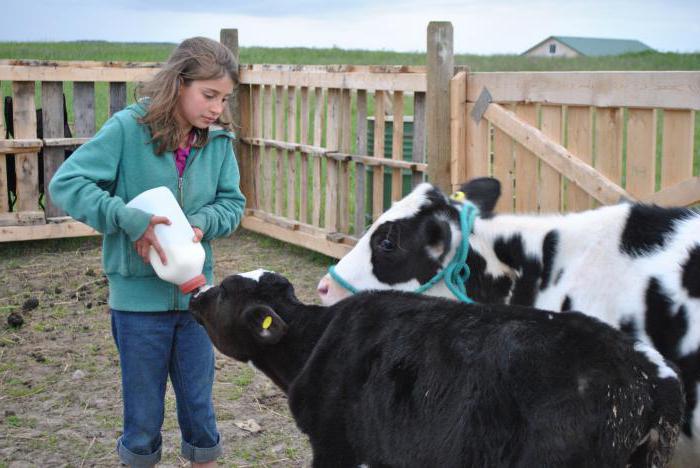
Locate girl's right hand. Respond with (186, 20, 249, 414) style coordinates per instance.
(134, 215, 171, 264)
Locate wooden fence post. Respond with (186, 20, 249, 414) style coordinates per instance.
(220, 29, 254, 207)
(426, 21, 454, 193)
(220, 29, 239, 128)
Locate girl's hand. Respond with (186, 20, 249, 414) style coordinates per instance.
(134, 215, 171, 264)
(192, 226, 204, 243)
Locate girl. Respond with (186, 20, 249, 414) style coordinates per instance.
(49, 37, 246, 467)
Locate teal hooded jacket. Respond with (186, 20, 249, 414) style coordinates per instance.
(48, 103, 246, 311)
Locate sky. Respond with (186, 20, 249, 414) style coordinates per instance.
(3, 0, 699, 54)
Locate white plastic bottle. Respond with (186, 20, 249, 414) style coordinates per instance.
(126, 186, 206, 294)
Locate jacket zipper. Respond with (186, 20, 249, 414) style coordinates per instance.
(172, 154, 180, 310)
(173, 146, 202, 309)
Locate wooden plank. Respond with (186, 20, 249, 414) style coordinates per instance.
(325, 88, 341, 231)
(109, 82, 127, 116)
(464, 102, 490, 183)
(467, 71, 700, 110)
(0, 84, 5, 212)
(286, 86, 297, 220)
(626, 108, 657, 199)
(0, 211, 45, 226)
(329, 152, 426, 171)
(0, 148, 8, 212)
(0, 139, 43, 153)
(243, 138, 325, 154)
(643, 177, 700, 207)
(341, 89, 353, 153)
(391, 90, 404, 201)
(239, 69, 426, 93)
(483, 101, 631, 205)
(0, 85, 5, 138)
(12, 81, 40, 212)
(492, 114, 515, 213)
(275, 85, 285, 216)
(248, 209, 300, 231)
(338, 89, 351, 233)
(262, 85, 273, 213)
(312, 88, 323, 227)
(299, 87, 310, 223)
(0, 220, 99, 242)
(73, 82, 95, 137)
(412, 92, 427, 188)
(661, 110, 695, 189)
(426, 21, 454, 192)
(566, 106, 594, 211)
(251, 85, 263, 210)
(450, 72, 467, 192)
(242, 63, 427, 74)
(0, 63, 159, 83)
(43, 137, 89, 147)
(539, 105, 563, 212)
(42, 81, 67, 217)
(594, 107, 624, 192)
(355, 89, 368, 235)
(355, 92, 369, 147)
(241, 215, 352, 259)
(514, 104, 538, 212)
(372, 90, 386, 220)
(243, 139, 426, 172)
(237, 84, 256, 209)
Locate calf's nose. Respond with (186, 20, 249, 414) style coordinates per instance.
(317, 276, 330, 296)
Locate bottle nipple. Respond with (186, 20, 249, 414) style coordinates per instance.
(180, 274, 207, 295)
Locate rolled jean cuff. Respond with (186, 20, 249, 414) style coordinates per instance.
(181, 435, 222, 463)
(117, 436, 161, 467)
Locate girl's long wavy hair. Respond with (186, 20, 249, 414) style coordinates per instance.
(136, 36, 239, 155)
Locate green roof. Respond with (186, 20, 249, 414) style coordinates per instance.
(525, 36, 654, 56)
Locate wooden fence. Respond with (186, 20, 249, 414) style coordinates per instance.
(0, 60, 159, 241)
(235, 64, 429, 258)
(451, 70, 700, 213)
(1, 24, 698, 261)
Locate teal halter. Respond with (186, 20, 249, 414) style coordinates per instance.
(328, 198, 479, 303)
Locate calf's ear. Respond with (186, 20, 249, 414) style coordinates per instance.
(243, 304, 288, 345)
(460, 177, 501, 216)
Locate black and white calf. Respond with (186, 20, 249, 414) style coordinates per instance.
(317, 177, 700, 465)
(191, 269, 682, 467)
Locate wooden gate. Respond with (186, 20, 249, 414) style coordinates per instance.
(450, 71, 700, 212)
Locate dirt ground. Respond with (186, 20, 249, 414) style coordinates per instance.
(0, 229, 334, 467)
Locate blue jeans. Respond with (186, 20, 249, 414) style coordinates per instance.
(111, 309, 222, 467)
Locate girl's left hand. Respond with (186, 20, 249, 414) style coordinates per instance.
(192, 226, 204, 242)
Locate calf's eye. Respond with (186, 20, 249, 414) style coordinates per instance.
(379, 239, 395, 252)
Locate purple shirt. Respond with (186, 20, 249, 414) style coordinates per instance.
(174, 132, 195, 177)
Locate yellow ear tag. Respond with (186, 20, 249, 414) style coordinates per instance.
(450, 191, 466, 202)
(262, 316, 273, 330)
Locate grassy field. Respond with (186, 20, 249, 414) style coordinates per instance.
(1, 41, 699, 70)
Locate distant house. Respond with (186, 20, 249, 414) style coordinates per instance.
(522, 36, 654, 57)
